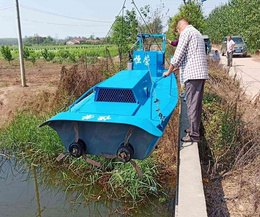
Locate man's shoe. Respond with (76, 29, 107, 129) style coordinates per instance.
(184, 128, 191, 133)
(181, 135, 200, 142)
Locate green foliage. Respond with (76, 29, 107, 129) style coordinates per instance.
(0, 111, 63, 158)
(69, 52, 77, 63)
(200, 65, 252, 174)
(0, 38, 18, 46)
(30, 54, 36, 65)
(23, 35, 56, 46)
(58, 50, 70, 59)
(108, 159, 160, 201)
(202, 91, 243, 172)
(139, 3, 167, 34)
(1, 44, 118, 61)
(48, 52, 55, 61)
(23, 47, 30, 60)
(111, 9, 139, 56)
(42, 48, 48, 60)
(167, 1, 206, 41)
(0, 45, 13, 63)
(205, 0, 260, 50)
(42, 48, 55, 61)
(23, 47, 37, 65)
(0, 111, 162, 202)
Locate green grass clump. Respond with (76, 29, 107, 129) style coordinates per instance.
(0, 110, 162, 203)
(107, 159, 160, 202)
(201, 66, 249, 175)
(0, 111, 64, 159)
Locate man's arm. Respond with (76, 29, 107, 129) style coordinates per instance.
(171, 38, 179, 46)
(231, 40, 236, 50)
(163, 64, 178, 77)
(167, 38, 179, 47)
(163, 31, 189, 77)
(171, 32, 189, 68)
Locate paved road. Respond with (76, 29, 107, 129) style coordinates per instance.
(212, 48, 260, 100)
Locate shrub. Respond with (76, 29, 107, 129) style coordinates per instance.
(0, 46, 13, 63)
(42, 48, 55, 61)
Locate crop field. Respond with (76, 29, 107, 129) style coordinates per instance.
(0, 44, 119, 63)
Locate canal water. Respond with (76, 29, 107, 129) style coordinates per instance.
(0, 155, 175, 217)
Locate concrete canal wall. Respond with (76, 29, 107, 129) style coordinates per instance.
(175, 99, 207, 217)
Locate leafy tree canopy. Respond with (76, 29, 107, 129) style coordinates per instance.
(110, 9, 139, 55)
(0, 46, 13, 63)
(0, 38, 18, 46)
(23, 34, 56, 46)
(204, 0, 260, 50)
(167, 1, 205, 41)
(139, 2, 168, 35)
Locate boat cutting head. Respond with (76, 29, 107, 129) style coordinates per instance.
(69, 139, 86, 158)
(55, 122, 101, 167)
(117, 143, 134, 163)
(100, 126, 143, 178)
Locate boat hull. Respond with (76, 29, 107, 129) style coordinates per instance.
(47, 120, 161, 160)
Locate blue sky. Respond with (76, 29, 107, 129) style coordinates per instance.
(0, 0, 229, 39)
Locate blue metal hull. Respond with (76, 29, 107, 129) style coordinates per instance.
(41, 34, 178, 161)
(45, 121, 160, 160)
(41, 71, 177, 160)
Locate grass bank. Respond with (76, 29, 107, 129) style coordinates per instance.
(201, 59, 260, 216)
(0, 60, 179, 213)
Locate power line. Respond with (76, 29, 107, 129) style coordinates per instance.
(21, 19, 110, 27)
(20, 4, 112, 24)
(0, 5, 15, 11)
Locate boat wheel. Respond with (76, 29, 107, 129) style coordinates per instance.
(69, 139, 86, 158)
(56, 122, 101, 167)
(117, 144, 134, 163)
(100, 126, 143, 178)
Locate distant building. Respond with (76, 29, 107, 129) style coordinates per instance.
(85, 39, 100, 43)
(66, 38, 86, 45)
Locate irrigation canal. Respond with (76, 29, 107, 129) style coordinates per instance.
(0, 154, 175, 217)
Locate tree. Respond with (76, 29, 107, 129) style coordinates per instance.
(42, 48, 55, 62)
(23, 35, 56, 46)
(42, 36, 55, 45)
(0, 46, 13, 63)
(23, 47, 30, 60)
(0, 38, 18, 46)
(29, 53, 36, 65)
(110, 9, 138, 68)
(167, 1, 206, 42)
(139, 2, 168, 34)
(204, 0, 260, 50)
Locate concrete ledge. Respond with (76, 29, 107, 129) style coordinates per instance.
(175, 99, 207, 217)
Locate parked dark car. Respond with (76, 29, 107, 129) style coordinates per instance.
(221, 36, 248, 57)
(202, 35, 211, 54)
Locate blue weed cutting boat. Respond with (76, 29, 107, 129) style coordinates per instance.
(41, 34, 178, 177)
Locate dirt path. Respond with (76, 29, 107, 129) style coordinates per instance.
(0, 60, 61, 127)
(212, 47, 260, 100)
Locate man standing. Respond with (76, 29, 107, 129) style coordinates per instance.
(163, 19, 209, 142)
(227, 36, 235, 67)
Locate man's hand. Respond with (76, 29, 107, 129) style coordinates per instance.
(163, 71, 171, 77)
(163, 67, 178, 77)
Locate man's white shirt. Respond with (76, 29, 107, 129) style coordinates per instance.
(227, 39, 235, 53)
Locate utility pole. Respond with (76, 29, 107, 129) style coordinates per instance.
(15, 0, 26, 87)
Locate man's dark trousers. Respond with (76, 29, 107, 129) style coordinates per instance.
(185, 79, 205, 137)
(227, 51, 233, 66)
